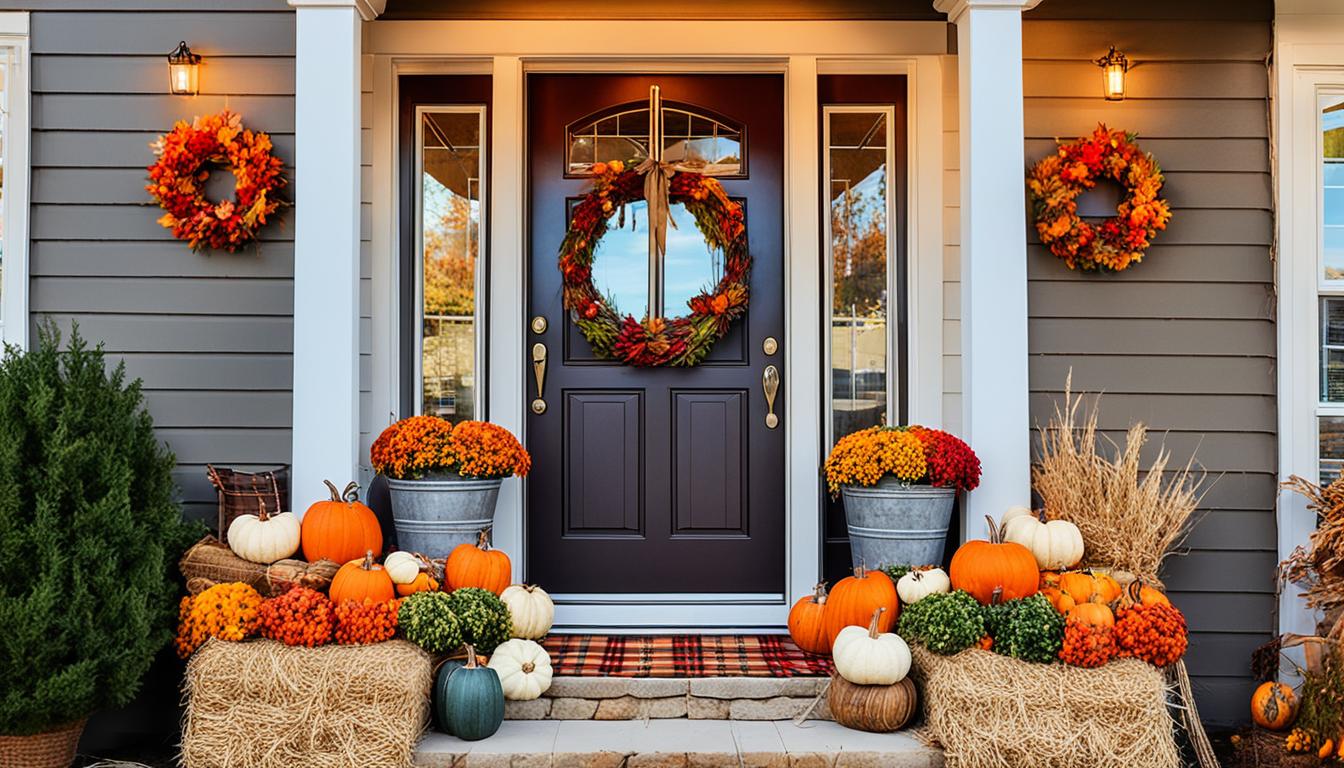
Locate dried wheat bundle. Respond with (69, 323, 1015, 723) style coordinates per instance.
(1282, 474, 1344, 614)
(1032, 380, 1205, 584)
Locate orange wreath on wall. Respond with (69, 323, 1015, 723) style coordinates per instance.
(147, 111, 286, 252)
(1027, 124, 1171, 273)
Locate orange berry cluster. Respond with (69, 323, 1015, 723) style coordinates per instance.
(1114, 602, 1187, 667)
(334, 598, 400, 645)
(258, 586, 335, 647)
(174, 582, 263, 658)
(1058, 617, 1117, 668)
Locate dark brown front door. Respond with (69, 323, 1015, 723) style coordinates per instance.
(526, 73, 785, 595)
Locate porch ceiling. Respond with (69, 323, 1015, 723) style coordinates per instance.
(379, 0, 948, 21)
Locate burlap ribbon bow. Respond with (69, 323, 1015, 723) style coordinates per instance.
(634, 156, 680, 275)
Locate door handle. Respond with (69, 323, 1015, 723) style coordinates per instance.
(762, 364, 780, 429)
(531, 343, 547, 414)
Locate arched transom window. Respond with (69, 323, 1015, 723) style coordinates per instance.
(566, 98, 745, 177)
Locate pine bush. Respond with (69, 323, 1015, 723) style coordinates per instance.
(0, 324, 198, 735)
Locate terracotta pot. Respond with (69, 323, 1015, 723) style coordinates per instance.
(0, 719, 86, 768)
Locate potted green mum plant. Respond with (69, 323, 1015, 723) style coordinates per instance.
(0, 325, 197, 768)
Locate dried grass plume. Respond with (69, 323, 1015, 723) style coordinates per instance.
(1032, 376, 1205, 585)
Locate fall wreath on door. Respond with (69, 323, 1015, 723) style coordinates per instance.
(559, 160, 749, 367)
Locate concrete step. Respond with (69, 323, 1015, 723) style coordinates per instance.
(414, 719, 944, 767)
(505, 677, 834, 722)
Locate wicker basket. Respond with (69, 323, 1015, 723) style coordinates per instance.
(0, 719, 86, 768)
(207, 465, 288, 545)
(179, 536, 339, 597)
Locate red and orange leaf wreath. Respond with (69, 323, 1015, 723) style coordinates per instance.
(1027, 124, 1171, 273)
(146, 110, 286, 252)
(559, 160, 749, 367)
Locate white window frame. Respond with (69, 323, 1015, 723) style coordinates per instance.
(0, 12, 30, 349)
(821, 104, 901, 449)
(1276, 3, 1344, 644)
(412, 104, 488, 421)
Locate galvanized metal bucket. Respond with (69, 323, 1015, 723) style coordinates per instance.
(385, 474, 502, 558)
(841, 480, 957, 569)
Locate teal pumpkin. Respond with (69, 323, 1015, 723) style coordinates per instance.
(434, 645, 504, 741)
(433, 659, 466, 735)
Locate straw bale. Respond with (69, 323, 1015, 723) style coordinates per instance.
(182, 638, 432, 768)
(911, 645, 1179, 768)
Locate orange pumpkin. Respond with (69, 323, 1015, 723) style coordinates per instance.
(1039, 571, 1061, 591)
(330, 550, 396, 604)
(788, 583, 831, 655)
(396, 571, 439, 596)
(822, 566, 898, 648)
(1251, 681, 1298, 731)
(301, 480, 383, 565)
(1125, 579, 1172, 609)
(949, 515, 1039, 605)
(1057, 569, 1121, 606)
(1040, 585, 1076, 614)
(1066, 595, 1115, 629)
(445, 528, 512, 595)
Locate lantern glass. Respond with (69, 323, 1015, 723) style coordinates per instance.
(167, 41, 200, 96)
(1103, 62, 1125, 101)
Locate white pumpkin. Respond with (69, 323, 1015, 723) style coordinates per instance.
(1002, 505, 1034, 526)
(832, 607, 911, 686)
(896, 567, 951, 605)
(501, 584, 555, 639)
(487, 638, 554, 700)
(383, 551, 424, 585)
(226, 507, 300, 564)
(1001, 508, 1084, 571)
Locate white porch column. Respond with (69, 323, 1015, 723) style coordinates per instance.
(935, 0, 1038, 539)
(288, 0, 382, 509)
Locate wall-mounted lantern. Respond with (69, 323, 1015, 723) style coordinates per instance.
(167, 41, 201, 96)
(1095, 46, 1129, 102)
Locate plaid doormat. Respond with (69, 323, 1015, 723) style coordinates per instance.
(540, 635, 835, 678)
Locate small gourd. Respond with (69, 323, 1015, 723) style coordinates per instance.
(895, 567, 950, 605)
(487, 638, 554, 700)
(788, 583, 831, 655)
(1000, 508, 1084, 571)
(500, 584, 555, 640)
(832, 607, 911, 686)
(396, 571, 439, 597)
(329, 550, 396, 605)
(434, 645, 504, 741)
(226, 503, 301, 564)
(383, 551, 426, 585)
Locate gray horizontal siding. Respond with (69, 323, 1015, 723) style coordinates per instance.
(27, 8, 295, 529)
(1022, 3, 1275, 728)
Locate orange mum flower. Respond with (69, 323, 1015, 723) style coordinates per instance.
(371, 416, 530, 480)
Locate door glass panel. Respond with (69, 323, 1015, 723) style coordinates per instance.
(1325, 94, 1344, 280)
(1323, 298, 1344, 402)
(419, 108, 483, 422)
(827, 109, 891, 443)
(1323, 417, 1344, 485)
(589, 200, 725, 319)
(567, 103, 743, 176)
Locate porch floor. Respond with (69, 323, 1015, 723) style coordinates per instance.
(414, 719, 944, 767)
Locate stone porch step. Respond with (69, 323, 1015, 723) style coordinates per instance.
(504, 677, 833, 722)
(414, 719, 944, 767)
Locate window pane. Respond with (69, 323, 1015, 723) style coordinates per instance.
(1324, 94, 1344, 280)
(828, 110, 890, 442)
(567, 107, 650, 175)
(1324, 298, 1344, 402)
(588, 200, 726, 319)
(0, 60, 8, 310)
(420, 110, 482, 422)
(1323, 417, 1344, 485)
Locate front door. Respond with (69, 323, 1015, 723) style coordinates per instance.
(526, 73, 785, 596)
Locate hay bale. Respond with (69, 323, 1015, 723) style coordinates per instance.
(182, 639, 433, 768)
(912, 646, 1179, 768)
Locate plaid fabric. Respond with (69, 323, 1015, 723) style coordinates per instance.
(541, 635, 834, 678)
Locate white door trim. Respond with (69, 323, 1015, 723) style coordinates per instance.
(365, 22, 947, 630)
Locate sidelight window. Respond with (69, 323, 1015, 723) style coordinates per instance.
(1321, 92, 1344, 481)
(824, 106, 897, 446)
(415, 106, 485, 423)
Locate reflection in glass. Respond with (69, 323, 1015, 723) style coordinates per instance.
(590, 200, 724, 319)
(567, 107, 651, 175)
(0, 60, 7, 306)
(420, 109, 483, 422)
(1324, 298, 1344, 402)
(1325, 94, 1344, 280)
(827, 110, 890, 443)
